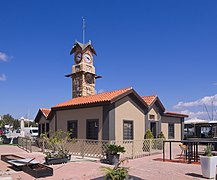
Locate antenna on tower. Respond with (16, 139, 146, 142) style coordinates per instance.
(82, 17, 85, 44)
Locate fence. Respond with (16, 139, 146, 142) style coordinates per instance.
(35, 138, 164, 159)
(18, 137, 32, 152)
(111, 139, 164, 159)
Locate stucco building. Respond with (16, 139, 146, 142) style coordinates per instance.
(34, 40, 188, 141)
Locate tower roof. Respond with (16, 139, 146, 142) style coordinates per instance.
(70, 40, 97, 55)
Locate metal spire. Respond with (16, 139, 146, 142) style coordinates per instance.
(82, 17, 85, 44)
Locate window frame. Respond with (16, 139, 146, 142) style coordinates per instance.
(86, 119, 99, 140)
(123, 120, 134, 140)
(45, 122, 49, 137)
(168, 123, 175, 139)
(67, 120, 78, 139)
(41, 123, 45, 134)
(149, 114, 155, 120)
(38, 124, 41, 137)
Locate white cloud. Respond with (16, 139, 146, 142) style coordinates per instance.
(180, 110, 208, 119)
(0, 74, 6, 81)
(0, 52, 9, 62)
(213, 83, 217, 86)
(173, 94, 217, 120)
(95, 89, 104, 94)
(174, 94, 217, 109)
(98, 89, 104, 94)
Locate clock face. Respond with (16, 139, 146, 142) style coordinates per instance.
(83, 53, 91, 63)
(75, 53, 81, 63)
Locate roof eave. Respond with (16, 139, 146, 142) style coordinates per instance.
(51, 101, 110, 111)
(34, 109, 45, 123)
(163, 112, 189, 118)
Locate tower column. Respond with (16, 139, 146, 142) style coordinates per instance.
(66, 41, 98, 98)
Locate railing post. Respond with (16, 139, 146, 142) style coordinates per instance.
(17, 137, 20, 147)
(163, 140, 165, 161)
(25, 138, 28, 151)
(30, 139, 32, 153)
(22, 138, 24, 149)
(42, 139, 45, 153)
(81, 139, 85, 158)
(132, 140, 134, 159)
(149, 139, 152, 155)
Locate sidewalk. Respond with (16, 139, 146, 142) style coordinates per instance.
(0, 145, 211, 180)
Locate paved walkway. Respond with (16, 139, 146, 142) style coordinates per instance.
(0, 145, 214, 180)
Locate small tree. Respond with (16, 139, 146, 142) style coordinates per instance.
(41, 130, 73, 158)
(157, 131, 166, 139)
(157, 131, 165, 150)
(144, 129, 154, 139)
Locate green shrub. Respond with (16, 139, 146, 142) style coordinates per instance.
(157, 131, 166, 139)
(103, 166, 129, 180)
(144, 129, 154, 139)
(106, 144, 126, 155)
(204, 145, 213, 157)
(101, 158, 129, 180)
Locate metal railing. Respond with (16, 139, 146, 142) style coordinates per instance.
(35, 138, 164, 159)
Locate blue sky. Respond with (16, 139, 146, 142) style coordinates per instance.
(0, 1, 217, 120)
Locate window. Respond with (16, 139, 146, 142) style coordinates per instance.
(38, 124, 41, 137)
(67, 120, 78, 138)
(123, 120, 133, 140)
(46, 123, 49, 137)
(41, 123, 45, 134)
(86, 119, 99, 140)
(31, 130, 38, 133)
(149, 114, 155, 120)
(168, 123, 175, 139)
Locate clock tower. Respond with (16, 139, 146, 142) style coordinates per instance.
(66, 40, 99, 98)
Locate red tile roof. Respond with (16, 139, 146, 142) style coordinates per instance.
(53, 87, 132, 109)
(164, 111, 189, 118)
(40, 108, 51, 118)
(142, 95, 157, 106)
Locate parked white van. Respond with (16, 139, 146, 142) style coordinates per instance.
(23, 127, 38, 137)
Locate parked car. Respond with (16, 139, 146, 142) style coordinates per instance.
(3, 129, 9, 134)
(0, 129, 3, 135)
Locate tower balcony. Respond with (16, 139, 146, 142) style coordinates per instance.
(72, 63, 95, 74)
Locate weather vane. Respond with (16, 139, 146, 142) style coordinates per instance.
(82, 17, 85, 44)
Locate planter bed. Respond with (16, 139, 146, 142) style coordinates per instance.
(45, 157, 68, 165)
(92, 175, 141, 180)
(1, 154, 24, 163)
(22, 164, 53, 178)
